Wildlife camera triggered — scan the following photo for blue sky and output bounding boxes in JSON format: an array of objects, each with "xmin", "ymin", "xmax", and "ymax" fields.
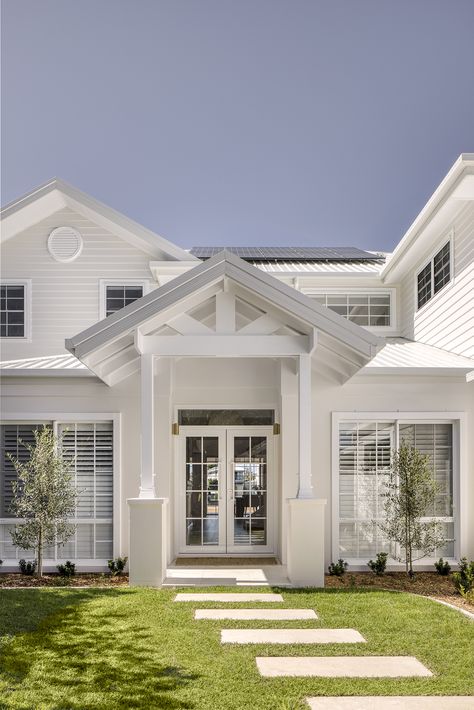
[{"xmin": 2, "ymin": 0, "xmax": 473, "ymax": 251}]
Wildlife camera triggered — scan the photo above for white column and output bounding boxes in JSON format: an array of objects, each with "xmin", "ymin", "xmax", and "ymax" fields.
[
  {"xmin": 140, "ymin": 353, "xmax": 155, "ymax": 498},
  {"xmin": 128, "ymin": 498, "xmax": 168, "ymax": 586},
  {"xmin": 297, "ymin": 353, "xmax": 313, "ymax": 498}
]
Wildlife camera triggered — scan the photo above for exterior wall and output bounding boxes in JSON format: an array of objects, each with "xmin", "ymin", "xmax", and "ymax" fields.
[
  {"xmin": 400, "ymin": 201, "xmax": 474, "ymax": 357},
  {"xmin": 0, "ymin": 207, "xmax": 156, "ymax": 359}
]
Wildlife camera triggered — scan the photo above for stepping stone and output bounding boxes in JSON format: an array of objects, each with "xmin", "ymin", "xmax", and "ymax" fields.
[
  {"xmin": 195, "ymin": 609, "xmax": 317, "ymax": 620},
  {"xmin": 222, "ymin": 629, "xmax": 365, "ymax": 644},
  {"xmin": 174, "ymin": 592, "xmax": 283, "ymax": 602},
  {"xmin": 256, "ymin": 656, "xmax": 432, "ymax": 678},
  {"xmin": 306, "ymin": 699, "xmax": 474, "ymax": 709}
]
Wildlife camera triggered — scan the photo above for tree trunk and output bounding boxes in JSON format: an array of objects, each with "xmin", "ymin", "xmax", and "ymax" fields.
[{"xmin": 36, "ymin": 526, "xmax": 43, "ymax": 577}]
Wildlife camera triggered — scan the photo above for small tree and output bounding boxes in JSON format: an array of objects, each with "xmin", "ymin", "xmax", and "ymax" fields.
[
  {"xmin": 378, "ymin": 442, "xmax": 450, "ymax": 578},
  {"xmin": 9, "ymin": 427, "xmax": 78, "ymax": 577}
]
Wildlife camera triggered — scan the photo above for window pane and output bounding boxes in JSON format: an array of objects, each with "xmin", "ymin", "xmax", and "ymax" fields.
[
  {"xmin": 433, "ymin": 243, "xmax": 450, "ymax": 294},
  {"xmin": 417, "ymin": 263, "xmax": 432, "ymax": 309},
  {"xmin": 1, "ymin": 284, "xmax": 25, "ymax": 338},
  {"xmin": 105, "ymin": 285, "xmax": 143, "ymax": 317}
]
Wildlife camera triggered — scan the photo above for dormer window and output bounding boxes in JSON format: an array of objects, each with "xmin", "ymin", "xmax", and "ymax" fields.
[
  {"xmin": 417, "ymin": 240, "xmax": 451, "ymax": 310},
  {"xmin": 99, "ymin": 280, "xmax": 149, "ymax": 320},
  {"xmin": 0, "ymin": 281, "xmax": 31, "ymax": 339}
]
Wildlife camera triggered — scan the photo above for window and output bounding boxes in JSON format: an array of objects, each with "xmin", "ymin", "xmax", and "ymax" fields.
[
  {"xmin": 416, "ymin": 240, "xmax": 451, "ymax": 309},
  {"xmin": 106, "ymin": 285, "xmax": 143, "ymax": 317},
  {"xmin": 0, "ymin": 421, "xmax": 114, "ymax": 561},
  {"xmin": 1, "ymin": 284, "xmax": 27, "ymax": 338},
  {"xmin": 337, "ymin": 419, "xmax": 454, "ymax": 561},
  {"xmin": 309, "ymin": 292, "xmax": 391, "ymax": 327}
]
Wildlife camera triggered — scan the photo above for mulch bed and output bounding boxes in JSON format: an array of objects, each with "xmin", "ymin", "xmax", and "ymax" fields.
[{"xmin": 1, "ymin": 570, "xmax": 472, "ymax": 613}]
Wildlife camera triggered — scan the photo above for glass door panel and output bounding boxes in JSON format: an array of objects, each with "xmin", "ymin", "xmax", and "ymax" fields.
[
  {"xmin": 185, "ymin": 435, "xmax": 222, "ymax": 548},
  {"xmin": 227, "ymin": 430, "xmax": 271, "ymax": 552}
]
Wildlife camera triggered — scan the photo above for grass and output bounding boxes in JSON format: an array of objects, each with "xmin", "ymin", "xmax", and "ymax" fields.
[{"xmin": 0, "ymin": 587, "xmax": 473, "ymax": 709}]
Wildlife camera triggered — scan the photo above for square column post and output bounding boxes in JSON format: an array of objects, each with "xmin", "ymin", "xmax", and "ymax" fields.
[
  {"xmin": 287, "ymin": 351, "xmax": 326, "ymax": 587},
  {"xmin": 140, "ymin": 353, "xmax": 155, "ymax": 498},
  {"xmin": 297, "ymin": 353, "xmax": 313, "ymax": 499}
]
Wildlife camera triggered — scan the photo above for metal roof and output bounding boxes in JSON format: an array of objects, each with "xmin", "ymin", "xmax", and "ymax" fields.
[
  {"xmin": 0, "ymin": 353, "xmax": 92, "ymax": 377},
  {"xmin": 190, "ymin": 246, "xmax": 384, "ymax": 262},
  {"xmin": 363, "ymin": 338, "xmax": 474, "ymax": 373}
]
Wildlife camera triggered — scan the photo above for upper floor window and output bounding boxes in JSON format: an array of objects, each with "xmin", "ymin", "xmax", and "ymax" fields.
[
  {"xmin": 308, "ymin": 291, "xmax": 392, "ymax": 327},
  {"xmin": 99, "ymin": 280, "xmax": 149, "ymax": 319},
  {"xmin": 417, "ymin": 241, "xmax": 451, "ymax": 310},
  {"xmin": 0, "ymin": 281, "xmax": 30, "ymax": 339}
]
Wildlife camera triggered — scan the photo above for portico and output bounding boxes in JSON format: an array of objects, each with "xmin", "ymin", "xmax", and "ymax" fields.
[{"xmin": 65, "ymin": 251, "xmax": 382, "ymax": 587}]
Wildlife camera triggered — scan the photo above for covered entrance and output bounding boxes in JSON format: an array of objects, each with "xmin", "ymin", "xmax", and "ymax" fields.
[{"xmin": 177, "ymin": 426, "xmax": 274, "ymax": 554}]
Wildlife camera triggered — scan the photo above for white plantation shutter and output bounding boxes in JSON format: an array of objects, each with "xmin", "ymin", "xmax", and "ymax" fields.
[
  {"xmin": 0, "ymin": 421, "xmax": 114, "ymax": 561},
  {"xmin": 339, "ymin": 420, "xmax": 454, "ymax": 560}
]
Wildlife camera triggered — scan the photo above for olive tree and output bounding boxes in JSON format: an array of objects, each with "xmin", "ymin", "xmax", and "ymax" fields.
[
  {"xmin": 9, "ymin": 427, "xmax": 78, "ymax": 577},
  {"xmin": 378, "ymin": 442, "xmax": 450, "ymax": 577}
]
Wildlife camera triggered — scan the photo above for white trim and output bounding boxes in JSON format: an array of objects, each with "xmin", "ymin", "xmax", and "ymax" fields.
[
  {"xmin": 414, "ymin": 231, "xmax": 454, "ymax": 313},
  {"xmin": 0, "ymin": 279, "xmax": 32, "ymax": 342},
  {"xmin": 0, "ymin": 412, "xmax": 121, "ymax": 563},
  {"xmin": 331, "ymin": 411, "xmax": 466, "ymax": 565},
  {"xmin": 301, "ymin": 286, "xmax": 397, "ymax": 333},
  {"xmin": 99, "ymin": 279, "xmax": 152, "ymax": 320}
]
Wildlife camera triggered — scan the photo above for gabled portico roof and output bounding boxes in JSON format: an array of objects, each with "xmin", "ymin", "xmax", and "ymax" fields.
[{"xmin": 66, "ymin": 250, "xmax": 384, "ymax": 385}]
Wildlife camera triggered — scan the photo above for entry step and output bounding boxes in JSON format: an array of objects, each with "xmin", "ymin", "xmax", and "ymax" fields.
[
  {"xmin": 306, "ymin": 699, "xmax": 474, "ymax": 709},
  {"xmin": 222, "ymin": 629, "xmax": 365, "ymax": 644},
  {"xmin": 256, "ymin": 656, "xmax": 433, "ymax": 677},
  {"xmin": 174, "ymin": 592, "xmax": 284, "ymax": 602},
  {"xmin": 195, "ymin": 608, "xmax": 317, "ymax": 620}
]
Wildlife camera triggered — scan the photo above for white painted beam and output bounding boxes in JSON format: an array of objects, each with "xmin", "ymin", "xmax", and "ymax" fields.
[
  {"xmin": 136, "ymin": 334, "xmax": 311, "ymax": 357},
  {"xmin": 215, "ymin": 291, "xmax": 236, "ymax": 333},
  {"xmin": 238, "ymin": 314, "xmax": 282, "ymax": 335},
  {"xmin": 169, "ymin": 313, "xmax": 214, "ymax": 335}
]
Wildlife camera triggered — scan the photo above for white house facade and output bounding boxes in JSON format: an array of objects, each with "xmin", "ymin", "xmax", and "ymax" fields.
[{"xmin": 1, "ymin": 154, "xmax": 473, "ymax": 586}]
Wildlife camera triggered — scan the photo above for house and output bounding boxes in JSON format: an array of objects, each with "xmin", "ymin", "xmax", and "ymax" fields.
[{"xmin": 1, "ymin": 154, "xmax": 473, "ymax": 586}]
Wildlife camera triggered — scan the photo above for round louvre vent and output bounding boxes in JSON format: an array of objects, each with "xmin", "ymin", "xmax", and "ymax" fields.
[{"xmin": 48, "ymin": 226, "xmax": 83, "ymax": 263}]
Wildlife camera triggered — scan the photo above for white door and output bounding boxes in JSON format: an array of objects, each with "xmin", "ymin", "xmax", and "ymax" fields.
[{"xmin": 178, "ymin": 427, "xmax": 274, "ymax": 554}]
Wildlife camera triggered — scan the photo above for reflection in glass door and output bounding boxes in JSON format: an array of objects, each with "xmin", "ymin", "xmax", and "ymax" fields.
[
  {"xmin": 180, "ymin": 427, "xmax": 272, "ymax": 553},
  {"xmin": 229, "ymin": 434, "xmax": 268, "ymax": 549}
]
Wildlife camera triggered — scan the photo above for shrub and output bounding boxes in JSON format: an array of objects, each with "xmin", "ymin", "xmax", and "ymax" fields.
[
  {"xmin": 367, "ymin": 552, "xmax": 388, "ymax": 576},
  {"xmin": 108, "ymin": 556, "xmax": 128, "ymax": 576},
  {"xmin": 434, "ymin": 557, "xmax": 451, "ymax": 576},
  {"xmin": 452, "ymin": 557, "xmax": 474, "ymax": 596},
  {"xmin": 57, "ymin": 560, "xmax": 76, "ymax": 577},
  {"xmin": 328, "ymin": 559, "xmax": 348, "ymax": 576},
  {"xmin": 19, "ymin": 559, "xmax": 37, "ymax": 575}
]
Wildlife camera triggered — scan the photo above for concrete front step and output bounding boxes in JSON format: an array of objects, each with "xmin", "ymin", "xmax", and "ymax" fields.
[
  {"xmin": 174, "ymin": 592, "xmax": 283, "ymax": 602},
  {"xmin": 256, "ymin": 656, "xmax": 433, "ymax": 678},
  {"xmin": 222, "ymin": 629, "xmax": 365, "ymax": 644},
  {"xmin": 195, "ymin": 609, "xmax": 317, "ymax": 620},
  {"xmin": 306, "ymin": 699, "xmax": 474, "ymax": 709}
]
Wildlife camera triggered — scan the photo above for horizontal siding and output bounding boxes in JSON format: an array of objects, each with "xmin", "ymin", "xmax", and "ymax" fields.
[
  {"xmin": 400, "ymin": 201, "xmax": 474, "ymax": 358},
  {"xmin": 1, "ymin": 207, "xmax": 156, "ymax": 359}
]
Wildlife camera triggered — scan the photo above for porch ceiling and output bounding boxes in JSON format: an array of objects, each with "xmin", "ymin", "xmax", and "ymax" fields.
[{"xmin": 65, "ymin": 251, "xmax": 383, "ymax": 385}]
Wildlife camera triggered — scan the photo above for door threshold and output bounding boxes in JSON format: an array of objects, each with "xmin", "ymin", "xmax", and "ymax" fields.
[{"xmin": 174, "ymin": 556, "xmax": 279, "ymax": 566}]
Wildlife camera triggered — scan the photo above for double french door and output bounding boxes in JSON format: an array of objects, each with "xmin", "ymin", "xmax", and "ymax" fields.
[{"xmin": 178, "ymin": 427, "xmax": 273, "ymax": 554}]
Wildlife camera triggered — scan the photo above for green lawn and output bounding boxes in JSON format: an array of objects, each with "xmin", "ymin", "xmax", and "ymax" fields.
[{"xmin": 0, "ymin": 587, "xmax": 472, "ymax": 709}]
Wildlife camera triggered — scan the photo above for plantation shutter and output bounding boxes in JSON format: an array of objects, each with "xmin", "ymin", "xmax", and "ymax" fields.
[{"xmin": 0, "ymin": 424, "xmax": 47, "ymax": 517}]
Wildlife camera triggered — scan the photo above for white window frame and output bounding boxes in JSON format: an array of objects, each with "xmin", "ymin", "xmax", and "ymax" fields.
[
  {"xmin": 301, "ymin": 287, "xmax": 396, "ymax": 332},
  {"xmin": 415, "ymin": 231, "xmax": 454, "ymax": 312},
  {"xmin": 99, "ymin": 279, "xmax": 151, "ymax": 320},
  {"xmin": 0, "ymin": 412, "xmax": 121, "ymax": 567},
  {"xmin": 0, "ymin": 279, "xmax": 32, "ymax": 342},
  {"xmin": 331, "ymin": 411, "xmax": 466, "ymax": 568}
]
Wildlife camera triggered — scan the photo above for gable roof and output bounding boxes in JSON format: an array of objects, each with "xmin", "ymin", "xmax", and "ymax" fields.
[
  {"xmin": 0, "ymin": 178, "xmax": 198, "ymax": 261},
  {"xmin": 66, "ymin": 250, "xmax": 383, "ymax": 385}
]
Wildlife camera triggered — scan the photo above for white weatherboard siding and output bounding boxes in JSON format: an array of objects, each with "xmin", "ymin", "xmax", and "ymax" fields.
[
  {"xmin": 400, "ymin": 201, "xmax": 474, "ymax": 357},
  {"xmin": 0, "ymin": 207, "xmax": 156, "ymax": 359}
]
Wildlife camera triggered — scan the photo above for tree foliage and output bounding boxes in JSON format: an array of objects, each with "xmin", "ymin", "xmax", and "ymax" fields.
[
  {"xmin": 9, "ymin": 427, "xmax": 79, "ymax": 577},
  {"xmin": 378, "ymin": 442, "xmax": 450, "ymax": 577}
]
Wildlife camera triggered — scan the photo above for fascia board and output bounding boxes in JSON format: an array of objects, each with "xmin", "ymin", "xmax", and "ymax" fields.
[
  {"xmin": 358, "ymin": 366, "xmax": 473, "ymax": 376},
  {"xmin": 1, "ymin": 178, "xmax": 198, "ymax": 262},
  {"xmin": 381, "ymin": 155, "xmax": 474, "ymax": 282},
  {"xmin": 67, "ymin": 250, "xmax": 383, "ymax": 363},
  {"xmin": 0, "ymin": 369, "xmax": 97, "ymax": 378}
]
